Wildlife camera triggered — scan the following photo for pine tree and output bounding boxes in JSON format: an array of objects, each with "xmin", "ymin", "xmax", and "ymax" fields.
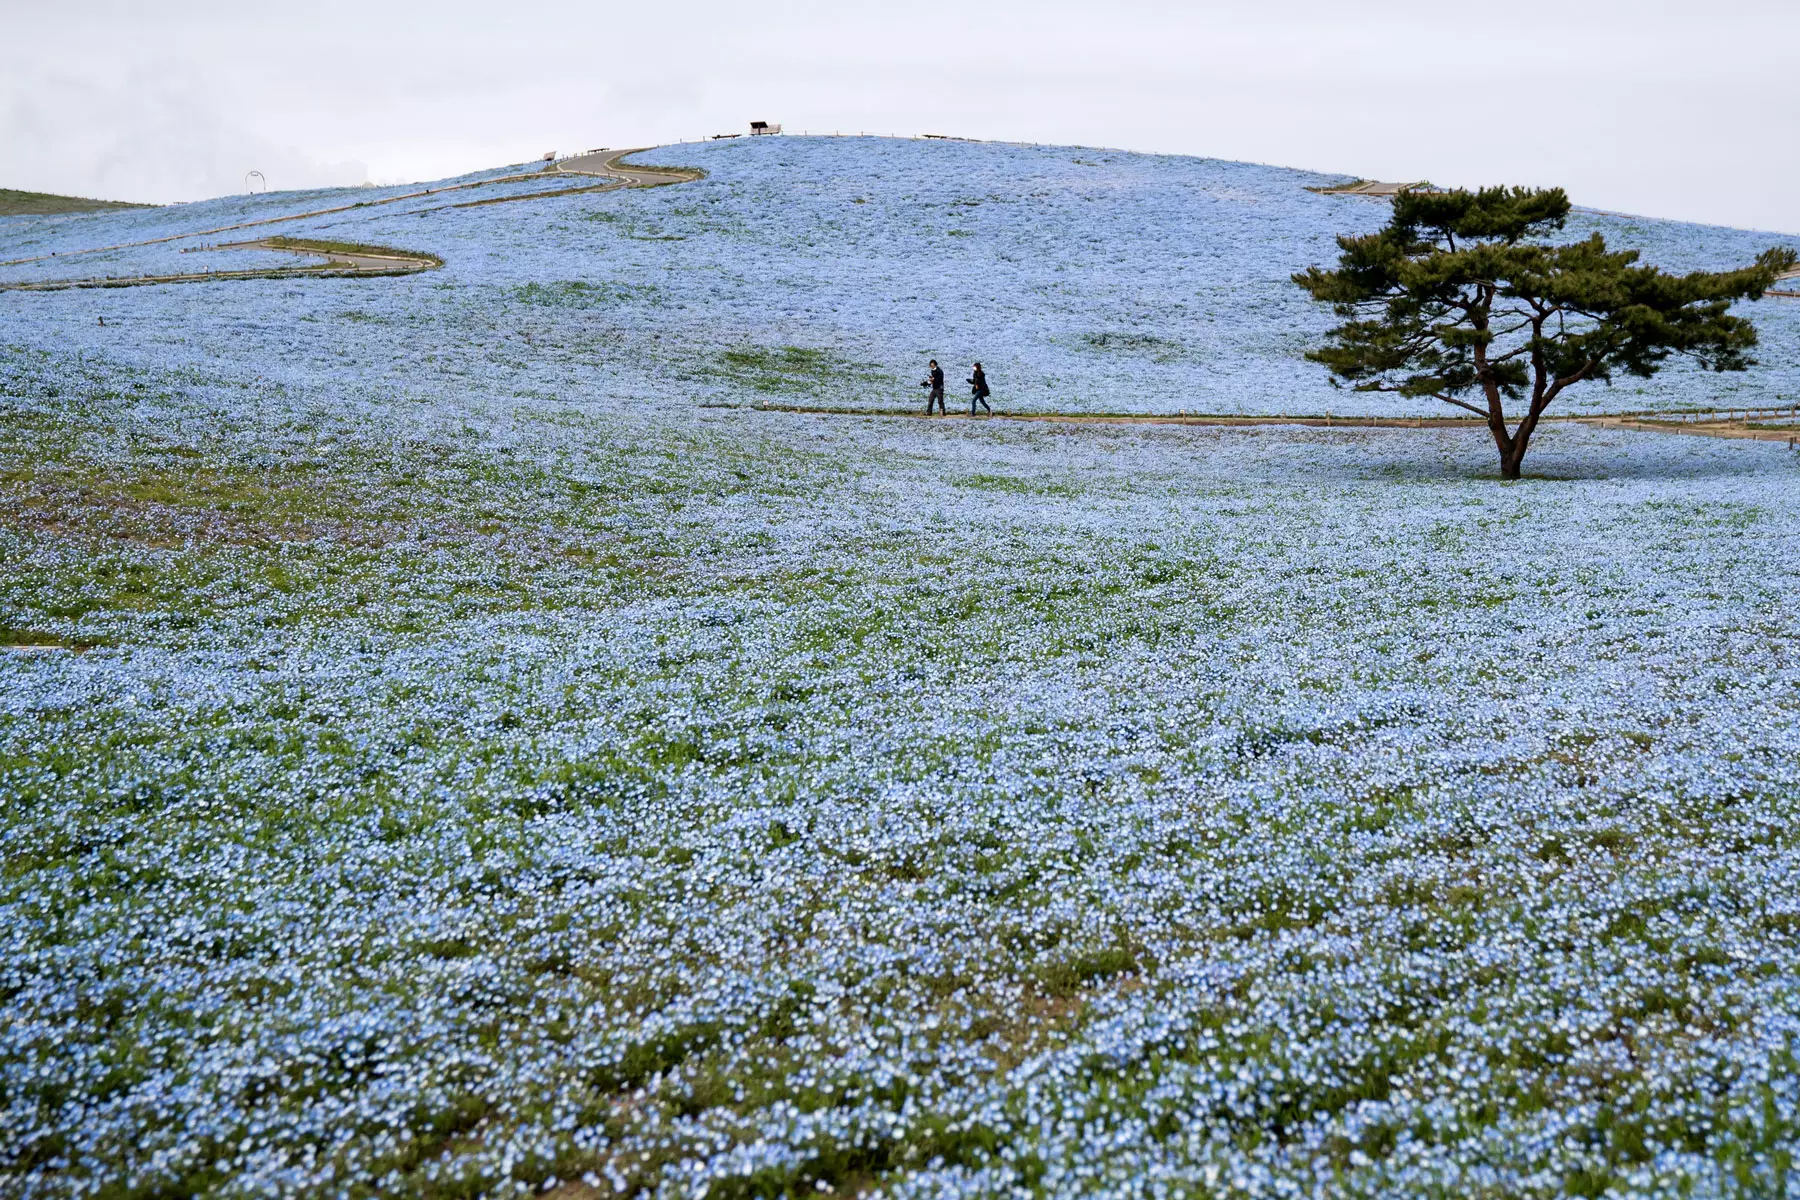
[{"xmin": 1294, "ymin": 187, "xmax": 1796, "ymax": 478}]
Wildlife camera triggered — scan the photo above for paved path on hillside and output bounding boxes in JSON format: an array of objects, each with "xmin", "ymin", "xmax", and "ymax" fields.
[{"xmin": 0, "ymin": 150, "xmax": 700, "ymax": 274}]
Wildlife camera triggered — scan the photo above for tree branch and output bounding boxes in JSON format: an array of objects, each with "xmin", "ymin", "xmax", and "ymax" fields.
[
  {"xmin": 1434, "ymin": 393, "xmax": 1491, "ymax": 418},
  {"xmin": 1542, "ymin": 357, "xmax": 1600, "ymax": 406}
]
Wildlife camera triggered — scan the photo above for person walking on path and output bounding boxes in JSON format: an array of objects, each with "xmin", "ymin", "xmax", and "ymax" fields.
[
  {"xmin": 968, "ymin": 362, "xmax": 992, "ymax": 415},
  {"xmin": 921, "ymin": 359, "xmax": 947, "ymax": 415}
]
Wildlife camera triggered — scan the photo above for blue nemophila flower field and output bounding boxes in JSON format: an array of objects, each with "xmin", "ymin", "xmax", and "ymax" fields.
[{"xmin": 2, "ymin": 137, "xmax": 1799, "ymax": 1199}]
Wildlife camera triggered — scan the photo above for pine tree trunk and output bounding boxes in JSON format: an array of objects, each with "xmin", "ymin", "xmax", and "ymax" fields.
[
  {"xmin": 1495, "ymin": 414, "xmax": 1537, "ymax": 480},
  {"xmin": 1490, "ymin": 423, "xmax": 1522, "ymax": 480},
  {"xmin": 1505, "ymin": 417, "xmax": 1540, "ymax": 480}
]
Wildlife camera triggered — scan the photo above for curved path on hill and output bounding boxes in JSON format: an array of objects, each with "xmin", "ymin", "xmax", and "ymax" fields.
[
  {"xmin": 552, "ymin": 150, "xmax": 706, "ymax": 187},
  {"xmin": 404, "ymin": 150, "xmax": 705, "ymax": 214},
  {"xmin": 0, "ymin": 238, "xmax": 442, "ymax": 292},
  {"xmin": 0, "ymin": 150, "xmax": 701, "ymax": 287}
]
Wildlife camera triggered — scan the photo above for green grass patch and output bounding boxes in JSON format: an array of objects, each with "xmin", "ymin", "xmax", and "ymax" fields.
[
  {"xmin": 1080, "ymin": 331, "xmax": 1186, "ymax": 361},
  {"xmin": 713, "ymin": 344, "xmax": 893, "ymax": 397},
  {"xmin": 0, "ymin": 188, "xmax": 153, "ymax": 216},
  {"xmin": 0, "ymin": 626, "xmax": 106, "ymax": 651},
  {"xmin": 260, "ymin": 237, "xmax": 442, "ymax": 266},
  {"xmin": 510, "ymin": 280, "xmax": 648, "ymax": 307},
  {"xmin": 952, "ymin": 472, "xmax": 1083, "ymax": 498}
]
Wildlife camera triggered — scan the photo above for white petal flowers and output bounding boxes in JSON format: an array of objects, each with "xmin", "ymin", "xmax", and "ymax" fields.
[{"xmin": 1, "ymin": 136, "xmax": 1798, "ymax": 1199}]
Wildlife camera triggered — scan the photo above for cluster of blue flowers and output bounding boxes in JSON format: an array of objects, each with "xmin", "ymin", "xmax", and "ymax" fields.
[{"xmin": 2, "ymin": 136, "xmax": 1798, "ymax": 1198}]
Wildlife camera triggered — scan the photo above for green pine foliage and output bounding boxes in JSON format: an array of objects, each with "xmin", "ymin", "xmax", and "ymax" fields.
[{"xmin": 1294, "ymin": 187, "xmax": 1796, "ymax": 477}]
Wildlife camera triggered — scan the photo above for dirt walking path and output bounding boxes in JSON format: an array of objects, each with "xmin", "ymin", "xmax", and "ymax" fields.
[
  {"xmin": 0, "ymin": 175, "xmax": 545, "ymax": 270},
  {"xmin": 730, "ymin": 401, "xmax": 1800, "ymax": 446},
  {"xmin": 1765, "ymin": 263, "xmax": 1800, "ymax": 299},
  {"xmin": 1584, "ymin": 416, "xmax": 1800, "ymax": 445},
  {"xmin": 0, "ymin": 238, "xmax": 441, "ymax": 293},
  {"xmin": 213, "ymin": 239, "xmax": 439, "ymax": 273},
  {"xmin": 403, "ymin": 150, "xmax": 705, "ymax": 215},
  {"xmin": 552, "ymin": 150, "xmax": 705, "ymax": 188},
  {"xmin": 0, "ymin": 150, "xmax": 700, "ymax": 276}
]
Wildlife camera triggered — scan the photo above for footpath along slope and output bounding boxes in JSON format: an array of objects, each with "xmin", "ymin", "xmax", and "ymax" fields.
[
  {"xmin": 735, "ymin": 400, "xmax": 1800, "ymax": 445},
  {"xmin": 0, "ymin": 150, "xmax": 700, "ymax": 290},
  {"xmin": 0, "ymin": 238, "xmax": 443, "ymax": 292}
]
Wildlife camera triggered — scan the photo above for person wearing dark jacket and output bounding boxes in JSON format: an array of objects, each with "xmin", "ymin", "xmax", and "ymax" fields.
[
  {"xmin": 920, "ymin": 360, "xmax": 946, "ymax": 415},
  {"xmin": 968, "ymin": 363, "xmax": 992, "ymax": 414}
]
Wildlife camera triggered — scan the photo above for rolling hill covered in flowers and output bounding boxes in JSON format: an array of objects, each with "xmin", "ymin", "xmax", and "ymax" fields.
[{"xmin": 3, "ymin": 136, "xmax": 1799, "ymax": 1198}]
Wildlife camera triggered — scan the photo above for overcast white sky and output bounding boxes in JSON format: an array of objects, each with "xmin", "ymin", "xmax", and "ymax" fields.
[{"xmin": 4, "ymin": 0, "xmax": 1797, "ymax": 231}]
